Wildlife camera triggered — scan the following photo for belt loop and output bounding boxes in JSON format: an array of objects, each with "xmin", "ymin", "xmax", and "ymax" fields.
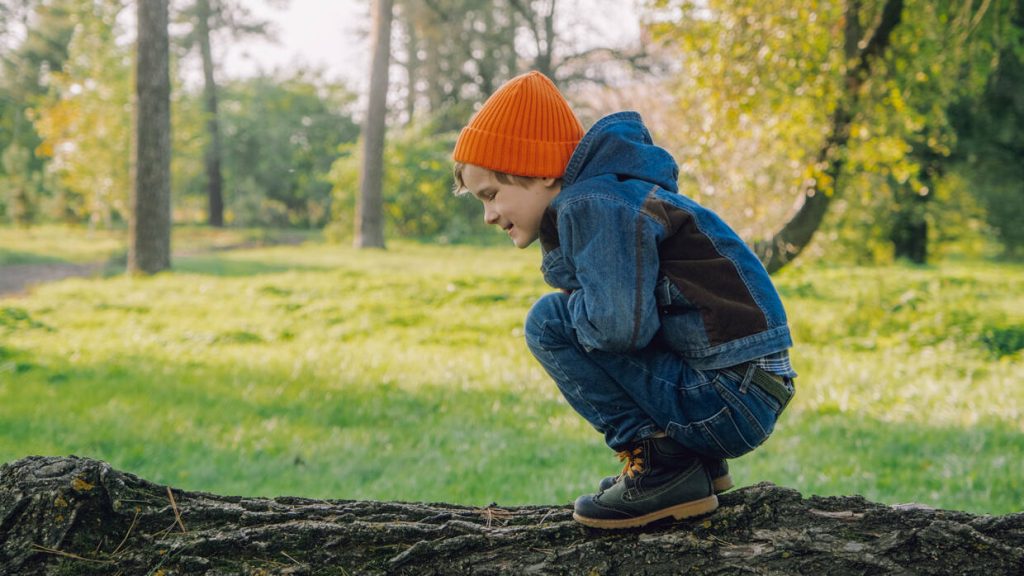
[{"xmin": 739, "ymin": 362, "xmax": 756, "ymax": 393}]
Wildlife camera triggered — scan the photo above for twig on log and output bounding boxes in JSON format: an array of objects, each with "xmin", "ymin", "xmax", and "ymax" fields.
[
  {"xmin": 29, "ymin": 544, "xmax": 112, "ymax": 565},
  {"xmin": 111, "ymin": 508, "xmax": 140, "ymax": 556},
  {"xmin": 166, "ymin": 486, "xmax": 186, "ymax": 533}
]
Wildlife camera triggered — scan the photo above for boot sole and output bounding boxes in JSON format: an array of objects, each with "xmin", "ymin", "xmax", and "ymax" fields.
[{"xmin": 573, "ymin": 494, "xmax": 719, "ymax": 529}]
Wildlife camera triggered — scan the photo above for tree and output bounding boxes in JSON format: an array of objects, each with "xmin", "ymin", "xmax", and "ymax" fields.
[
  {"xmin": 31, "ymin": 0, "xmax": 133, "ymax": 228},
  {"xmin": 0, "ymin": 144, "xmax": 41, "ymax": 226},
  {"xmin": 334, "ymin": 0, "xmax": 655, "ymax": 244},
  {"xmin": 647, "ymin": 0, "xmax": 1014, "ymax": 270},
  {"xmin": 355, "ymin": 0, "xmax": 394, "ymax": 249},
  {"xmin": 175, "ymin": 0, "xmax": 281, "ymax": 227},
  {"xmin": 848, "ymin": 0, "xmax": 1012, "ymax": 264},
  {"xmin": 219, "ymin": 72, "xmax": 360, "ymax": 227},
  {"xmin": 755, "ymin": 0, "xmax": 904, "ymax": 272},
  {"xmin": 950, "ymin": 0, "xmax": 1024, "ymax": 259},
  {"xmin": 129, "ymin": 0, "xmax": 172, "ymax": 274},
  {"xmin": 0, "ymin": 0, "xmax": 76, "ymax": 223},
  {"xmin": 392, "ymin": 1, "xmax": 651, "ymax": 131},
  {"xmin": 330, "ymin": 122, "xmax": 485, "ymax": 242},
  {"xmin": 193, "ymin": 0, "xmax": 224, "ymax": 227},
  {"xmin": 3, "ymin": 456, "xmax": 1024, "ymax": 574}
]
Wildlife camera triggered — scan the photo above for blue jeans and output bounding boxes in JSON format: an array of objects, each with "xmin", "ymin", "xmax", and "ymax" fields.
[{"xmin": 525, "ymin": 292, "xmax": 789, "ymax": 455}]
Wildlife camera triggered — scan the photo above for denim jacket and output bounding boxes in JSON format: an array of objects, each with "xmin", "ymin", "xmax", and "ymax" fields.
[{"xmin": 538, "ymin": 112, "xmax": 792, "ymax": 370}]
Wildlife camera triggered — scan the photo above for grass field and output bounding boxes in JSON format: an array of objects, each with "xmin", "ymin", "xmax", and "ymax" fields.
[{"xmin": 1, "ymin": 226, "xmax": 1022, "ymax": 514}]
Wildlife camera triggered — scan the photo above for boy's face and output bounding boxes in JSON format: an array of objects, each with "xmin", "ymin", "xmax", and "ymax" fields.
[{"xmin": 461, "ymin": 164, "xmax": 561, "ymax": 249}]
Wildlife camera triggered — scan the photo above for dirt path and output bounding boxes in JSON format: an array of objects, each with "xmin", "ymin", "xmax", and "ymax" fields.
[
  {"xmin": 0, "ymin": 261, "xmax": 107, "ymax": 297},
  {"xmin": 0, "ymin": 235, "xmax": 310, "ymax": 297}
]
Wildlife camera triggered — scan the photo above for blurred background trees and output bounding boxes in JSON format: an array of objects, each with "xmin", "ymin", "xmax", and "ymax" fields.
[{"xmin": 1, "ymin": 0, "xmax": 1021, "ymax": 265}]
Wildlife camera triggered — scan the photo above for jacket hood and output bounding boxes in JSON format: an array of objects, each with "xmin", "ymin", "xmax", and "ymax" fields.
[{"xmin": 562, "ymin": 111, "xmax": 679, "ymax": 193}]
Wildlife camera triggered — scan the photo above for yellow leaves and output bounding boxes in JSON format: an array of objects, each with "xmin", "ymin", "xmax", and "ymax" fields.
[
  {"xmin": 887, "ymin": 86, "xmax": 908, "ymax": 115},
  {"xmin": 28, "ymin": 3, "xmax": 132, "ymax": 224},
  {"xmin": 850, "ymin": 124, "xmax": 872, "ymax": 141},
  {"xmin": 802, "ymin": 162, "xmax": 835, "ymax": 197}
]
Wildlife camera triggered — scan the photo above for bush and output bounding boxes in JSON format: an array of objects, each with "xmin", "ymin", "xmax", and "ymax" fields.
[
  {"xmin": 980, "ymin": 325, "xmax": 1024, "ymax": 358},
  {"xmin": 328, "ymin": 122, "xmax": 491, "ymax": 244}
]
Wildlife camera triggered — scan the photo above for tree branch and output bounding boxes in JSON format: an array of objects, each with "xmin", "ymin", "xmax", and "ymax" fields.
[
  {"xmin": 755, "ymin": 0, "xmax": 905, "ymax": 273},
  {"xmin": 858, "ymin": 0, "xmax": 904, "ymax": 70}
]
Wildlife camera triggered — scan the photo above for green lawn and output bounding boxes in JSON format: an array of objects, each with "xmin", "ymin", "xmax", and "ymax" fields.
[
  {"xmin": 0, "ymin": 224, "xmax": 315, "ymax": 266},
  {"xmin": 1, "ymin": 233, "xmax": 1022, "ymax": 514}
]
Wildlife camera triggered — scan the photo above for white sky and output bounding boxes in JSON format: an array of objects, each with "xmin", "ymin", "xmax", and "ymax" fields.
[
  {"xmin": 220, "ymin": 0, "xmax": 368, "ymax": 88},
  {"xmin": 219, "ymin": 0, "xmax": 643, "ymax": 94}
]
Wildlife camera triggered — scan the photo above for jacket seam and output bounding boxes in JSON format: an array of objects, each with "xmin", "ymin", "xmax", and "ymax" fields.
[{"xmin": 629, "ymin": 213, "xmax": 646, "ymax": 349}]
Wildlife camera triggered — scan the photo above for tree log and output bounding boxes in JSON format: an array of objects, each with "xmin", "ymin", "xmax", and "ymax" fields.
[{"xmin": 1, "ymin": 456, "xmax": 1022, "ymax": 575}]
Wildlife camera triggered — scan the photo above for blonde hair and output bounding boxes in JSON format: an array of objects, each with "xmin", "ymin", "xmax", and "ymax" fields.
[{"xmin": 452, "ymin": 162, "xmax": 559, "ymax": 196}]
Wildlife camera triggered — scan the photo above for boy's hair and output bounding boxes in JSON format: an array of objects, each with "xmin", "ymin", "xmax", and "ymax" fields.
[{"xmin": 451, "ymin": 161, "xmax": 557, "ymax": 196}]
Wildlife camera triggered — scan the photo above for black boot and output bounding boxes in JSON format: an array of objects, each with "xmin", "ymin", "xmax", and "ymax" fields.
[
  {"xmin": 574, "ymin": 436, "xmax": 718, "ymax": 529},
  {"xmin": 599, "ymin": 457, "xmax": 733, "ymax": 494}
]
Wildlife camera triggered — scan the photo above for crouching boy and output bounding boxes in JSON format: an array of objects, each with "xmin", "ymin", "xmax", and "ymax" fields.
[{"xmin": 452, "ymin": 71, "xmax": 795, "ymax": 529}]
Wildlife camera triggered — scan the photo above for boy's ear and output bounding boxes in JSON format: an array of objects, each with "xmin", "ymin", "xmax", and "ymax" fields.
[{"xmin": 541, "ymin": 177, "xmax": 558, "ymax": 189}]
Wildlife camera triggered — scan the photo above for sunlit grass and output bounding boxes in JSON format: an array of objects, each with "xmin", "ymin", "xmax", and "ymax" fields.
[
  {"xmin": 0, "ymin": 224, "xmax": 317, "ymax": 266},
  {"xmin": 2, "ymin": 237, "xmax": 1022, "ymax": 514},
  {"xmin": 0, "ymin": 225, "xmax": 124, "ymax": 265}
]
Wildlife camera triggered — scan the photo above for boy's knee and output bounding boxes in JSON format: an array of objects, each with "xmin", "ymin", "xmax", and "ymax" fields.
[{"xmin": 524, "ymin": 292, "xmax": 570, "ymax": 346}]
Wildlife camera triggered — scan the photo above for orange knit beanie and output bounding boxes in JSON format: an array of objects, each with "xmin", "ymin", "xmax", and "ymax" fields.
[{"xmin": 453, "ymin": 71, "xmax": 584, "ymax": 178}]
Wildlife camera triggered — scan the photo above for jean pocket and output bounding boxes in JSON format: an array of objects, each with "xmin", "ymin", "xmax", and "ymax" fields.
[
  {"xmin": 746, "ymin": 380, "xmax": 784, "ymax": 415},
  {"xmin": 668, "ymin": 404, "xmax": 763, "ymax": 459}
]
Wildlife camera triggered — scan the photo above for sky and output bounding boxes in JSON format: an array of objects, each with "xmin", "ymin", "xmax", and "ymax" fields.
[
  {"xmin": 219, "ymin": 0, "xmax": 643, "ymax": 93},
  {"xmin": 221, "ymin": 0, "xmax": 368, "ymax": 88}
]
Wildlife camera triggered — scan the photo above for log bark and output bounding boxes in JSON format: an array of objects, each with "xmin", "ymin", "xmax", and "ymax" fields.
[{"xmin": 1, "ymin": 456, "xmax": 1022, "ymax": 575}]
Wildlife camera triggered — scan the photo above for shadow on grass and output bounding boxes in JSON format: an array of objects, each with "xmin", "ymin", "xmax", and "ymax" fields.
[
  {"xmin": 0, "ymin": 249, "xmax": 77, "ymax": 266},
  {"xmin": 172, "ymin": 255, "xmax": 331, "ymax": 277},
  {"xmin": 2, "ymin": 345, "xmax": 1021, "ymax": 514}
]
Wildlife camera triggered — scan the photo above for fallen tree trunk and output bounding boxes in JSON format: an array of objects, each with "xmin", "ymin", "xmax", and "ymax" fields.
[{"xmin": 1, "ymin": 456, "xmax": 1022, "ymax": 575}]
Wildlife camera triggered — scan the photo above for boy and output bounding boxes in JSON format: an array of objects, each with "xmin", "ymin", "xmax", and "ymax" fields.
[{"xmin": 452, "ymin": 71, "xmax": 795, "ymax": 529}]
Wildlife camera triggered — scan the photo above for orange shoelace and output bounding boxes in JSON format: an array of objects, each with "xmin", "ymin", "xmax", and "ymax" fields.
[{"xmin": 616, "ymin": 446, "xmax": 646, "ymax": 478}]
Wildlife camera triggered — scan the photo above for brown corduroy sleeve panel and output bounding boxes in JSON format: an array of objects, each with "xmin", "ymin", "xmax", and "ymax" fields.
[{"xmin": 650, "ymin": 198, "xmax": 769, "ymax": 346}]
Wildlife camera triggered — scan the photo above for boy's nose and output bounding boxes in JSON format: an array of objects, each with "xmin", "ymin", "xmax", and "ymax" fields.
[{"xmin": 483, "ymin": 206, "xmax": 499, "ymax": 225}]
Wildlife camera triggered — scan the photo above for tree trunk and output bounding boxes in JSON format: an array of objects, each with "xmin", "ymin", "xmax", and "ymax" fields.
[
  {"xmin": 197, "ymin": 0, "xmax": 225, "ymax": 228},
  {"xmin": 2, "ymin": 456, "xmax": 1022, "ymax": 575},
  {"xmin": 403, "ymin": 14, "xmax": 418, "ymax": 127},
  {"xmin": 754, "ymin": 0, "xmax": 904, "ymax": 274},
  {"xmin": 354, "ymin": 0, "xmax": 393, "ymax": 250},
  {"xmin": 890, "ymin": 182, "xmax": 929, "ymax": 264},
  {"xmin": 129, "ymin": 0, "xmax": 172, "ymax": 275}
]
